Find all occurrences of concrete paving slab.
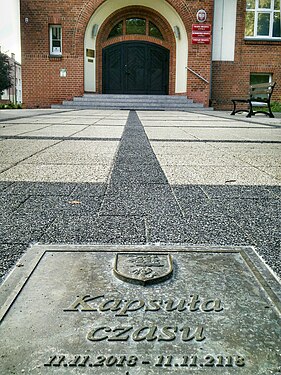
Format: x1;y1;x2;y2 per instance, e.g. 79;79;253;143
62;117;103;125
150;140;213;151
0;193;29;216
31;116;80;124
19;194;103;218
72;125;124;138
138;111;212;120
0;123;51;136
142;120;268;128
0;180;18;192
181;184;279;200
55;112;108;117
231;128;281;142
0;108;72;119
151;142;281;170
209;144;281;159
0;117;76;125
28;139;120;152
259;166;281;180
0;181;78;196
236;154;281;166
0;211;54;244
24;124;88;137
153;152;245;167
67;109;128;116
94;119;128;125
180;128;249;141
0;139;59;164
144;127;198;140
147;127;267;142
41;214;146;243
0;118;48;124
24;149;117;165
161;165;281;186
211;197;280;251
0;164;13;172
20;139;119;163
0;163;112;183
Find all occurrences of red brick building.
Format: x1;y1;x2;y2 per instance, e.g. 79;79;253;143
20;0;281;109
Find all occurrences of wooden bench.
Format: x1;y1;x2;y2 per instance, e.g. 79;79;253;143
231;82;276;118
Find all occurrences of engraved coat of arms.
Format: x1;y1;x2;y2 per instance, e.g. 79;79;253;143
113;253;173;285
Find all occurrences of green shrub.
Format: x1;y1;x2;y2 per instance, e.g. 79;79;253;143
271;101;281;112
0;102;22;109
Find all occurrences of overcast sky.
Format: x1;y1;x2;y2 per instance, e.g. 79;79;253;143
0;0;21;62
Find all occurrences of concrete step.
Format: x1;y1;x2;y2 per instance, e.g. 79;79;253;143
61;101;204;108
76;94;194;103
52;94;212;111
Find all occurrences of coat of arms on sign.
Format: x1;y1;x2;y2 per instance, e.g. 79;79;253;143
113;253;173;285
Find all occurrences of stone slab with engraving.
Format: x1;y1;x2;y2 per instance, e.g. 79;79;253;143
0;245;280;374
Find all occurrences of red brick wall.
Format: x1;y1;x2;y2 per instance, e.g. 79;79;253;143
20;0;215;108
20;0;281;108
211;0;281;110
20;0;86;108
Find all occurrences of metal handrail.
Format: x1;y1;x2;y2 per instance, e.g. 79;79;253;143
187;67;209;84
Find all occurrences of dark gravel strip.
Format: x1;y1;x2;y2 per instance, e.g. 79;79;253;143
99;111;183;219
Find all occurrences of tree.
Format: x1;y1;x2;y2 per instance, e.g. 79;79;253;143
0;52;12;96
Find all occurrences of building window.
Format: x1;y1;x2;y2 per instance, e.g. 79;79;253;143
50;25;62;56
107;18;164;40
108;21;123;38
245;0;281;38
250;72;272;84
126;18;146;35
149;22;164;40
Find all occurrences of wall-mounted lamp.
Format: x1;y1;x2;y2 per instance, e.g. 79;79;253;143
92;24;99;38
173;26;180;40
25;17;29;24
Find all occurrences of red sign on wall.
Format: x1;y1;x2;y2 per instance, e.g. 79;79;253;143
192;30;211;37
192;24;211;44
192;37;211;45
192;24;211;31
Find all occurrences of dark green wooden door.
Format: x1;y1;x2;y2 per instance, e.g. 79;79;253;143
102;42;169;95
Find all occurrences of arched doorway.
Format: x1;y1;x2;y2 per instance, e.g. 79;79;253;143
84;3;187;95
102;41;169;95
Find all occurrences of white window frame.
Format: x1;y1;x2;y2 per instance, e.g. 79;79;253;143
50;25;62;56
245;0;281;39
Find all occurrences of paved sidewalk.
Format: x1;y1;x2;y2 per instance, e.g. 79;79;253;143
0;109;280;281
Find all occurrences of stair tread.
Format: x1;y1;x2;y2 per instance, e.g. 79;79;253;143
52;94;211;111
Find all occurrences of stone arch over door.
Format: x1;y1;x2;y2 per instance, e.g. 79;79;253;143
97;6;173;94
84;0;188;94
